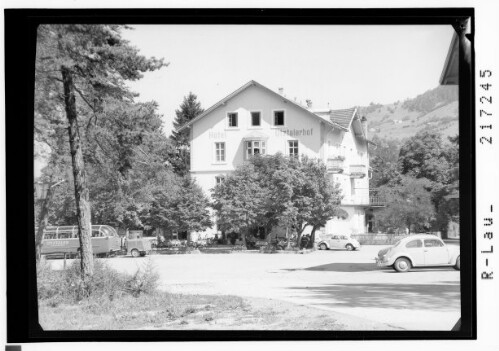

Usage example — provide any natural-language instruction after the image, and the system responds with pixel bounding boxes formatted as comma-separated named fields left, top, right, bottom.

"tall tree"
left=170, top=93, right=204, bottom=175
left=212, top=154, right=342, bottom=248
left=146, top=177, right=212, bottom=237
left=376, top=176, right=435, bottom=234
left=35, top=24, right=166, bottom=283
left=212, top=161, right=273, bottom=247
left=291, top=156, right=343, bottom=247
left=369, top=135, right=401, bottom=188
left=398, top=131, right=451, bottom=184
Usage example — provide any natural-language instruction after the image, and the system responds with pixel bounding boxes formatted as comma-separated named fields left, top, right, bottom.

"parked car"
left=318, top=234, right=360, bottom=251
left=375, top=234, right=460, bottom=272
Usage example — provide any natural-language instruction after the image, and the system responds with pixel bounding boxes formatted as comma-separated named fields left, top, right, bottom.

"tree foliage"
left=369, top=135, right=401, bottom=188
left=212, top=154, right=342, bottom=246
left=398, top=131, right=451, bottom=184
left=35, top=24, right=167, bottom=279
left=376, top=176, right=435, bottom=233
left=169, top=92, right=204, bottom=175
left=373, top=132, right=459, bottom=236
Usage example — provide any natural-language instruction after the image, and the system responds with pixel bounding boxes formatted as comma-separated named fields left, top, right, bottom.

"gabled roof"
left=314, top=107, right=358, bottom=129
left=176, top=80, right=348, bottom=132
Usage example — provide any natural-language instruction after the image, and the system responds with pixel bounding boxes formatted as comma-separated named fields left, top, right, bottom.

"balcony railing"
left=341, top=194, right=370, bottom=206
left=369, top=195, right=387, bottom=207
left=326, top=158, right=344, bottom=173
left=369, top=188, right=387, bottom=207
left=341, top=192, right=387, bottom=207
left=349, top=164, right=366, bottom=178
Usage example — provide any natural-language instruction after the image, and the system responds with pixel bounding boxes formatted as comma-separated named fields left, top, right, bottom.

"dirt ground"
left=49, top=245, right=461, bottom=330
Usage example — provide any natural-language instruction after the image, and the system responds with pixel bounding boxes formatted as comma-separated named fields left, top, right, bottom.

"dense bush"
left=37, top=258, right=159, bottom=304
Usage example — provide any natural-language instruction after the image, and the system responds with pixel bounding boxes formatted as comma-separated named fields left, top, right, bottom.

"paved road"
left=51, top=245, right=461, bottom=330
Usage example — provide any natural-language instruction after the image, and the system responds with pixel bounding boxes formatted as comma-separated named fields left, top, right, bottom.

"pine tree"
left=170, top=92, right=204, bottom=175
left=35, top=24, right=166, bottom=284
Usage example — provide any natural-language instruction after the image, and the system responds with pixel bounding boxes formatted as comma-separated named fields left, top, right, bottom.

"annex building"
left=178, top=80, right=378, bottom=239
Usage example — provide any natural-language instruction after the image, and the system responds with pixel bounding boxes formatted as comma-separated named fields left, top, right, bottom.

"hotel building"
left=178, top=80, right=378, bottom=238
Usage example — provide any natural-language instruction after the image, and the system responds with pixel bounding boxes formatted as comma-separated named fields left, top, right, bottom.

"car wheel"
left=454, top=256, right=460, bottom=270
left=319, top=243, right=328, bottom=250
left=346, top=244, right=354, bottom=251
left=131, top=249, right=140, bottom=258
left=393, top=257, right=412, bottom=272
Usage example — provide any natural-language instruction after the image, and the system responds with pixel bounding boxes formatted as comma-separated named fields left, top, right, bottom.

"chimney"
left=360, top=116, right=368, bottom=139
left=278, top=87, right=284, bottom=95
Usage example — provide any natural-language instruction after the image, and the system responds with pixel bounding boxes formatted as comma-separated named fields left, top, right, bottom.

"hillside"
left=359, top=86, right=459, bottom=140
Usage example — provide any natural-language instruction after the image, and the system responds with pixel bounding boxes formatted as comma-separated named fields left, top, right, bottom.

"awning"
left=242, top=130, right=269, bottom=141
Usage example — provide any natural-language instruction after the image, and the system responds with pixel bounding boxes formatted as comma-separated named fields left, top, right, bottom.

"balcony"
left=349, top=164, right=366, bottom=178
left=369, top=189, right=387, bottom=207
left=341, top=190, right=387, bottom=207
left=341, top=194, right=370, bottom=206
left=326, top=158, right=344, bottom=173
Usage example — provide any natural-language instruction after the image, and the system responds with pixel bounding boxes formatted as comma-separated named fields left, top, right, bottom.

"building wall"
left=326, top=124, right=370, bottom=207
left=191, top=85, right=326, bottom=198
left=189, top=84, right=369, bottom=237
left=324, top=207, right=366, bottom=235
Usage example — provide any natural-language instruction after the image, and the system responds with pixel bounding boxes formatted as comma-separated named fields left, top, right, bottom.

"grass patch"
left=37, top=258, right=345, bottom=330
left=39, top=292, right=346, bottom=330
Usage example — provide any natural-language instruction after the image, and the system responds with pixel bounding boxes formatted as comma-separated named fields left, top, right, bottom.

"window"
left=251, top=112, right=261, bottom=126
left=288, top=140, right=299, bottom=158
left=92, top=229, right=103, bottom=237
left=406, top=240, right=422, bottom=248
left=246, top=140, right=266, bottom=158
left=215, top=142, right=226, bottom=162
left=215, top=176, right=225, bottom=185
left=424, top=239, right=444, bottom=247
left=227, top=112, right=238, bottom=127
left=45, top=233, right=57, bottom=240
left=58, top=232, right=73, bottom=239
left=274, top=110, right=285, bottom=126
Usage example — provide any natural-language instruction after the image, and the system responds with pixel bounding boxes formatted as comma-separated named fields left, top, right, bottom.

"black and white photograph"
left=7, top=3, right=498, bottom=348
left=31, top=21, right=465, bottom=332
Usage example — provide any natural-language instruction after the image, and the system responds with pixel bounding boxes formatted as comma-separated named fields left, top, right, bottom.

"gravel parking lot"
left=51, top=245, right=461, bottom=330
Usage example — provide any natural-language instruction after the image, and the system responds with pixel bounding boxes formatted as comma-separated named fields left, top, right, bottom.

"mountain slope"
left=359, top=86, right=459, bottom=140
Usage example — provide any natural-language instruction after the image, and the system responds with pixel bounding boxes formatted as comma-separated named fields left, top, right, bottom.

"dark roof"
left=314, top=107, right=357, bottom=129
left=329, top=108, right=358, bottom=129
left=176, top=80, right=348, bottom=132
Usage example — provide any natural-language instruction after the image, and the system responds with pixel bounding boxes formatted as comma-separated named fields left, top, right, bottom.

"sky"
left=122, top=25, right=454, bottom=135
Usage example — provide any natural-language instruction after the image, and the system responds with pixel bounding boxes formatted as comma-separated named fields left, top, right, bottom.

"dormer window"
left=273, top=110, right=285, bottom=126
left=227, top=112, right=238, bottom=128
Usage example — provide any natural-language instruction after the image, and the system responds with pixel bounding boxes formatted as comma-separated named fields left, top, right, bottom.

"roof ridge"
left=176, top=80, right=348, bottom=132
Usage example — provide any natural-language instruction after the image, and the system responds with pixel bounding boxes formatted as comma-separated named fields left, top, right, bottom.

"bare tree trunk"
left=62, top=66, right=94, bottom=281
left=295, top=223, right=307, bottom=247
left=241, top=228, right=247, bottom=249
left=35, top=182, right=54, bottom=261
left=309, top=225, right=318, bottom=249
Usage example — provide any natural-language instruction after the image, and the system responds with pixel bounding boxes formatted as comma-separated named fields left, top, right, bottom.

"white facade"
left=182, top=81, right=371, bottom=238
